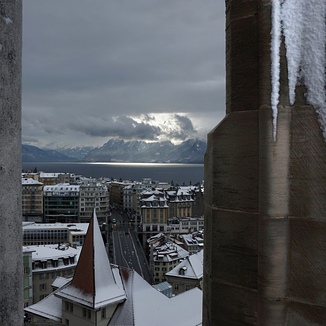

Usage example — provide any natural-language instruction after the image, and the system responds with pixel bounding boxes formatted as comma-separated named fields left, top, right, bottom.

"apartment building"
left=26, top=244, right=81, bottom=304
left=39, top=173, right=61, bottom=185
left=23, top=248, right=34, bottom=308
left=43, top=184, right=80, bottom=223
left=165, top=187, right=194, bottom=218
left=79, top=178, right=110, bottom=223
left=141, top=188, right=169, bottom=234
left=123, top=179, right=164, bottom=221
left=22, top=178, right=44, bottom=222
left=165, top=250, right=203, bottom=295
left=167, top=216, right=204, bottom=235
left=108, top=180, right=133, bottom=206
left=150, top=239, right=189, bottom=284
left=179, top=232, right=204, bottom=254
left=123, top=183, right=135, bottom=210
left=22, top=222, right=88, bottom=247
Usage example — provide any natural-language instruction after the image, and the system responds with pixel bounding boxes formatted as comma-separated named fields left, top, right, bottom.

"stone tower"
left=203, top=1, right=326, bottom=325
left=0, top=1, right=23, bottom=325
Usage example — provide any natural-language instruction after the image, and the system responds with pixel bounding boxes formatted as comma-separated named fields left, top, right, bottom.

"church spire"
left=56, top=210, right=126, bottom=309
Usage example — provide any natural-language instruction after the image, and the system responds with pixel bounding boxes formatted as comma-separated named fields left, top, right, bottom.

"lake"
left=22, top=162, right=204, bottom=185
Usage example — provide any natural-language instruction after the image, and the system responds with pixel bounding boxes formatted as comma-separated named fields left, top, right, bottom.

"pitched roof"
left=25, top=287, right=64, bottom=322
left=165, top=250, right=203, bottom=280
left=55, top=210, right=126, bottom=309
left=109, top=267, right=202, bottom=326
left=25, top=264, right=202, bottom=325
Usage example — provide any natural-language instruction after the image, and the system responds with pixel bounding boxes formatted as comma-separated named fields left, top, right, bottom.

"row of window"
left=154, top=266, right=173, bottom=272
left=154, top=261, right=174, bottom=266
left=145, top=225, right=165, bottom=232
left=35, top=268, right=74, bottom=280
left=173, top=283, right=191, bottom=291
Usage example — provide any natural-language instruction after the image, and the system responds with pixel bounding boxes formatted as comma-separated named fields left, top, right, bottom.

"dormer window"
left=179, top=266, right=187, bottom=275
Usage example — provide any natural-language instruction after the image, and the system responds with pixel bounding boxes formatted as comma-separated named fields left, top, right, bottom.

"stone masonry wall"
left=0, top=1, right=23, bottom=325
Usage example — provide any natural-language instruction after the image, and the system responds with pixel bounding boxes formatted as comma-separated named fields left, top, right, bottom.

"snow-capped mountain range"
left=22, top=139, right=207, bottom=163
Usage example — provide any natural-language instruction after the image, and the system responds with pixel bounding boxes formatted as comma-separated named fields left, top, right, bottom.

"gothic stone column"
left=203, top=1, right=326, bottom=325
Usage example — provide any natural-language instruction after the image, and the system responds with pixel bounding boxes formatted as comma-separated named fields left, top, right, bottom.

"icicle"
left=270, top=0, right=282, bottom=141
left=278, top=0, right=326, bottom=140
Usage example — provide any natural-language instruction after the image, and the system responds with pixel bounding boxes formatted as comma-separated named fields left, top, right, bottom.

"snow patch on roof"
left=110, top=268, right=202, bottom=326
left=166, top=250, right=203, bottom=280
left=24, top=287, right=64, bottom=321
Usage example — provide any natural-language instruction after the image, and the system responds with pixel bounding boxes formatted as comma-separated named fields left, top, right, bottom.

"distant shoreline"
left=22, top=162, right=204, bottom=185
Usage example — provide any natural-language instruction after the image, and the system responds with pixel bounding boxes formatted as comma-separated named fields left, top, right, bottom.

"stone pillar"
left=0, top=1, right=23, bottom=325
left=203, top=1, right=326, bottom=325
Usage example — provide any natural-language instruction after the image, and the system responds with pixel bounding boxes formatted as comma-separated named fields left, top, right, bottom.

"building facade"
left=141, top=188, right=169, bottom=234
left=150, top=240, right=189, bottom=284
left=23, top=222, right=88, bottom=247
left=28, top=245, right=81, bottom=304
left=23, top=248, right=34, bottom=308
left=22, top=178, right=44, bottom=222
left=79, top=179, right=110, bottom=223
left=43, top=184, right=80, bottom=223
left=165, top=250, right=203, bottom=295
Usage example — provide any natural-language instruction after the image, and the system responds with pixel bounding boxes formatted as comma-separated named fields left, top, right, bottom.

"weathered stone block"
left=205, top=110, right=259, bottom=212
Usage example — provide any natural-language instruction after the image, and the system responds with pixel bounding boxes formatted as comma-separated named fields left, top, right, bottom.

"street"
left=110, top=208, right=152, bottom=284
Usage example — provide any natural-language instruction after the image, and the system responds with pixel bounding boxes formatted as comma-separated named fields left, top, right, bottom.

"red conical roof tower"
left=56, top=210, right=126, bottom=309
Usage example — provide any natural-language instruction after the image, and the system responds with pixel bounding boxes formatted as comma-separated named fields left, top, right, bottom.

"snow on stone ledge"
left=271, top=0, right=326, bottom=140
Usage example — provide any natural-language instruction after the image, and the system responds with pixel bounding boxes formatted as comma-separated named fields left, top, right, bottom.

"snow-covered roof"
left=146, top=233, right=165, bottom=244
left=24, top=287, right=63, bottom=321
left=39, top=173, right=60, bottom=178
left=43, top=183, right=80, bottom=192
left=181, top=233, right=204, bottom=246
left=22, top=177, right=43, bottom=185
left=24, top=245, right=81, bottom=273
left=153, top=242, right=189, bottom=262
left=25, top=257, right=202, bottom=326
left=23, top=222, right=88, bottom=235
left=141, top=194, right=166, bottom=202
left=52, top=276, right=72, bottom=289
left=147, top=234, right=183, bottom=248
left=166, top=250, right=203, bottom=280
left=26, top=244, right=80, bottom=262
left=109, top=267, right=202, bottom=326
left=55, top=211, right=126, bottom=309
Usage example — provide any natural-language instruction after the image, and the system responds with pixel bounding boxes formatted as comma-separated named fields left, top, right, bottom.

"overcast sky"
left=22, top=0, right=226, bottom=149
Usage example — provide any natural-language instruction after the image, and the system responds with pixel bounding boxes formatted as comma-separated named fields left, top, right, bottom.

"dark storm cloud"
left=68, top=116, right=161, bottom=141
left=66, top=114, right=199, bottom=142
left=22, top=0, right=226, bottom=147
left=163, top=114, right=197, bottom=140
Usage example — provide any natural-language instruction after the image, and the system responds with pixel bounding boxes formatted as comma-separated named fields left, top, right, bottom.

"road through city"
left=111, top=209, right=152, bottom=284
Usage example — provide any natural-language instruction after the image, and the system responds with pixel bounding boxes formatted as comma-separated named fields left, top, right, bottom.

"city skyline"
left=22, top=0, right=225, bottom=149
